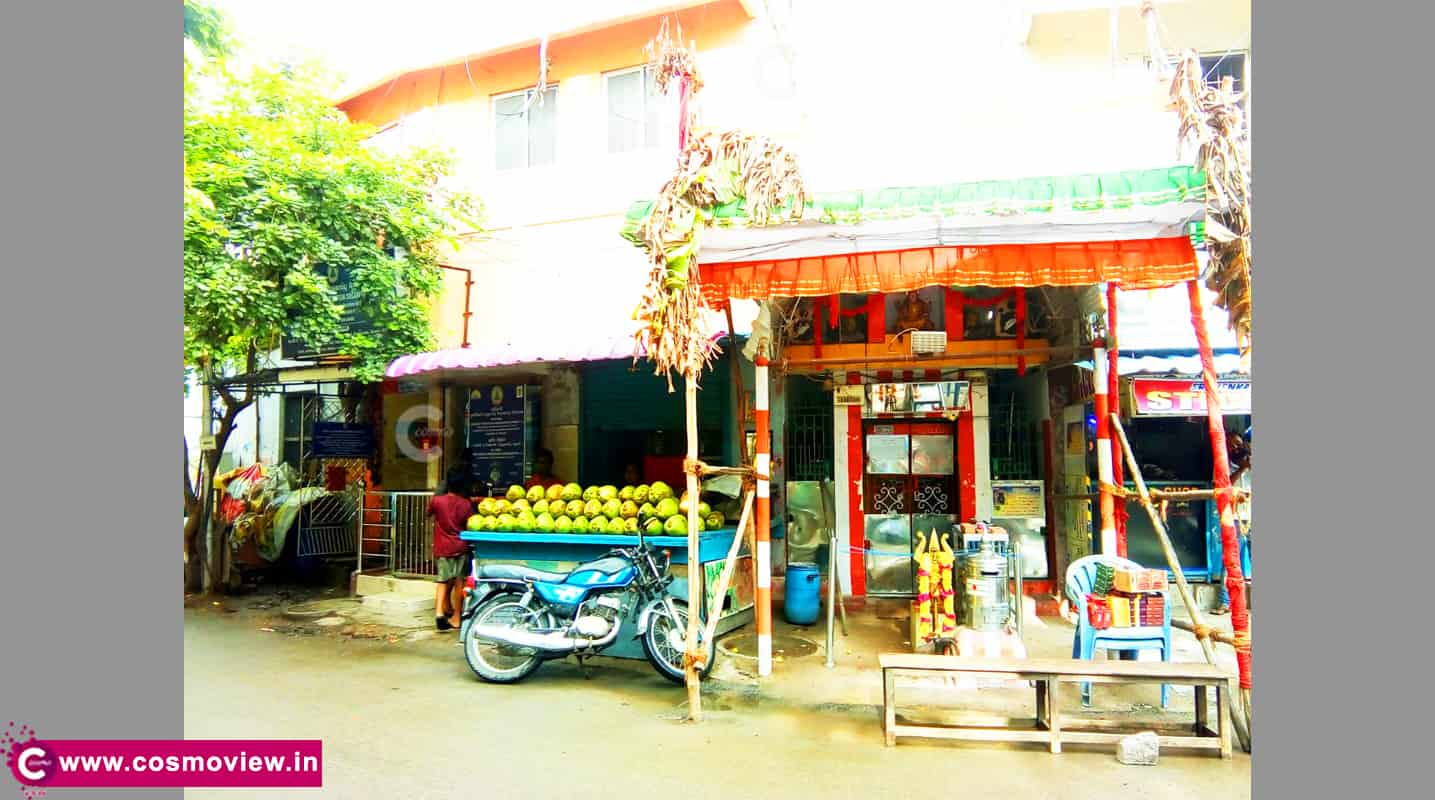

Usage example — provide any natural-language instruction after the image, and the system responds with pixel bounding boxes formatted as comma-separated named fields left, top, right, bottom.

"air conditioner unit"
left=910, top=331, right=947, bottom=356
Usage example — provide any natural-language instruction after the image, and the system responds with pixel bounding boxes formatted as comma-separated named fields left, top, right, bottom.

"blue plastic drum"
left=784, top=562, right=822, bottom=625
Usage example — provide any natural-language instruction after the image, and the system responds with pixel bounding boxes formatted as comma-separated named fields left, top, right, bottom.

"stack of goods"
left=1138, top=592, right=1166, bottom=627
left=1085, top=566, right=1168, bottom=629
left=1093, top=562, right=1116, bottom=595
left=462, top=481, right=727, bottom=537
left=1085, top=593, right=1113, bottom=629
left=1107, top=592, right=1139, bottom=628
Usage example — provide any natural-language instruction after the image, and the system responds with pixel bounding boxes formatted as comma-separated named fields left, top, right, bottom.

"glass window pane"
left=494, top=93, right=527, bottom=170
left=527, top=87, right=558, bottom=167
left=865, top=434, right=910, bottom=474
left=607, top=71, right=643, bottom=153
left=643, top=66, right=661, bottom=149
left=911, top=435, right=955, bottom=475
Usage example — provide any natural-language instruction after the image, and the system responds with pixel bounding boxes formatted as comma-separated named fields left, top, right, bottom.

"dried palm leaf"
left=1173, top=50, right=1253, bottom=355
left=632, top=126, right=808, bottom=389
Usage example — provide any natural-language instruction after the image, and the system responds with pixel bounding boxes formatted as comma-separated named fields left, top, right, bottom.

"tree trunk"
left=184, top=435, right=204, bottom=592
left=185, top=365, right=253, bottom=596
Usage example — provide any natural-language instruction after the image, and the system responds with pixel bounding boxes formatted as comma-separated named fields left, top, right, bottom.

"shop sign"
left=992, top=480, right=1044, bottom=520
left=311, top=422, right=376, bottom=458
left=1130, top=377, right=1251, bottom=416
left=281, top=265, right=379, bottom=361
left=834, top=385, right=865, bottom=405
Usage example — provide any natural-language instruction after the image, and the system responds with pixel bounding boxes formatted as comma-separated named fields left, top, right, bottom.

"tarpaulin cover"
left=621, top=165, right=1204, bottom=301
left=695, top=237, right=1198, bottom=304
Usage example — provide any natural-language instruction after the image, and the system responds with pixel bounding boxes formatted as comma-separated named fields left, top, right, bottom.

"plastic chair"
left=1064, top=554, right=1172, bottom=708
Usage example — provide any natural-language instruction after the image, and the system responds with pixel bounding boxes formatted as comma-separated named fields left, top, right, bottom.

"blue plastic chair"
left=1065, top=555, right=1172, bottom=708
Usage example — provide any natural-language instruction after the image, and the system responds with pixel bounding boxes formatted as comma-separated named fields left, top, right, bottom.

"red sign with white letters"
left=1129, top=377, right=1251, bottom=416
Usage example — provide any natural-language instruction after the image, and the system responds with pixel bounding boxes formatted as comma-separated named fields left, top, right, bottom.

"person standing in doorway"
left=524, top=448, right=562, bottom=490
left=1214, top=428, right=1252, bottom=615
left=428, top=466, right=474, bottom=631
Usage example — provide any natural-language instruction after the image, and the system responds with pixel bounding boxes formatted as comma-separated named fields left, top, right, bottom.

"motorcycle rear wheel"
left=642, top=602, right=715, bottom=685
left=463, top=598, right=552, bottom=684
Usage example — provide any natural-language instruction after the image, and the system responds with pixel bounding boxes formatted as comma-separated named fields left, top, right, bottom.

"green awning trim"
left=622, top=165, right=1207, bottom=246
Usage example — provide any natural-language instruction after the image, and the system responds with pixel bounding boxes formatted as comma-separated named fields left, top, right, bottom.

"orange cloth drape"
left=697, top=236, right=1198, bottom=303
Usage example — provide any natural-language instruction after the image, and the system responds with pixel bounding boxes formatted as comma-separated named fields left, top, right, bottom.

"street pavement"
left=184, top=608, right=1251, bottom=799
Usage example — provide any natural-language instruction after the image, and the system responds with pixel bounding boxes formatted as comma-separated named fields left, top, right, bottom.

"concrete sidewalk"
left=705, top=600, right=1246, bottom=732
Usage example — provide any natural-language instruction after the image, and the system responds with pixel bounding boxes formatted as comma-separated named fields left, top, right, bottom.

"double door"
left=862, top=421, right=960, bottom=596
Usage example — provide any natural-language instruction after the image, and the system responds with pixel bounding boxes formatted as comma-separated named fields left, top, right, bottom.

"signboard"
left=834, top=385, right=865, bottom=406
left=310, top=422, right=376, bottom=458
left=281, top=265, right=378, bottom=361
left=992, top=480, right=1044, bottom=520
left=467, top=385, right=528, bottom=491
left=1129, top=377, right=1251, bottom=416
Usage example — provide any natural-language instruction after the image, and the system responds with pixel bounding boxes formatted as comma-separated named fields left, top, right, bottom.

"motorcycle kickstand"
left=575, top=654, right=593, bottom=680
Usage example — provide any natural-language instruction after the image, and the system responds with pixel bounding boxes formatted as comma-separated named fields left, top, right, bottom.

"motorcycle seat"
left=477, top=563, right=570, bottom=583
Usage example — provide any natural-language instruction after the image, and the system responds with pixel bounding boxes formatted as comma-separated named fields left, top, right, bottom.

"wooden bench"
left=879, top=654, right=1233, bottom=758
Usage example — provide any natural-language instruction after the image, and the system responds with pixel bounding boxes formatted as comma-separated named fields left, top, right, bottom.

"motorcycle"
left=458, top=528, right=717, bottom=685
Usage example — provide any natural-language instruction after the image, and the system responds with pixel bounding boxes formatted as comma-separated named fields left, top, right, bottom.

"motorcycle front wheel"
left=463, top=598, right=552, bottom=684
left=642, top=602, right=716, bottom=685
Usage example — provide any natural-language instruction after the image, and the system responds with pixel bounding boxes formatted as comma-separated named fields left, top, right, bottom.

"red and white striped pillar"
left=1093, top=340, right=1118, bottom=556
left=754, top=354, right=773, bottom=676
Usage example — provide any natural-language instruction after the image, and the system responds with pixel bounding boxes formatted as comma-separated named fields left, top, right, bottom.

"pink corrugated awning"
left=384, top=331, right=738, bottom=379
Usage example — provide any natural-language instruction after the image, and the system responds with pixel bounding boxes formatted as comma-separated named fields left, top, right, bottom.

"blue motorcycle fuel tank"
left=532, top=557, right=637, bottom=608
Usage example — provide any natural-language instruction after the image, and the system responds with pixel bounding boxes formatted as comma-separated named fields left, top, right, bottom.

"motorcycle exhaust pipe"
left=470, top=620, right=622, bottom=653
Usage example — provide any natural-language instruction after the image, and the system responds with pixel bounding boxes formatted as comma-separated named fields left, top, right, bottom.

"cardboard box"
left=1113, top=568, right=1168, bottom=593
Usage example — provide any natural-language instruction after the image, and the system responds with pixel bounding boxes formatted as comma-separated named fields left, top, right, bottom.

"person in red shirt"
left=523, top=448, right=563, bottom=490
left=428, top=467, right=474, bottom=631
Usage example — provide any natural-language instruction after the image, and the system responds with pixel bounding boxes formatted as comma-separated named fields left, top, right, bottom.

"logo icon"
left=4, top=723, right=52, bottom=799
left=394, top=404, right=445, bottom=463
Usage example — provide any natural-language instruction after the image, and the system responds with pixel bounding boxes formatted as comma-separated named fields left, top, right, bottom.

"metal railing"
left=358, top=491, right=437, bottom=578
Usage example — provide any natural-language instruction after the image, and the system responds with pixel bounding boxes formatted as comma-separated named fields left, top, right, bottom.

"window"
left=605, top=65, right=665, bottom=154
left=1198, top=52, right=1246, bottom=95
left=494, top=86, right=558, bottom=170
left=1160, top=51, right=1248, bottom=95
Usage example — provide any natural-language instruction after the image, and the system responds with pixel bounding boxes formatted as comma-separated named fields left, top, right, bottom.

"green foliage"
left=184, top=59, right=478, bottom=383
left=183, top=0, right=232, bottom=62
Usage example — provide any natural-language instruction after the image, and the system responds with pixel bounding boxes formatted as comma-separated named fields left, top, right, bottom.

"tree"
left=183, top=4, right=475, bottom=592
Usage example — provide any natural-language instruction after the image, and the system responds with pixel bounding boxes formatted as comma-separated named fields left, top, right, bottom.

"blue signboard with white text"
left=310, top=422, right=376, bottom=458
left=466, top=385, right=540, bottom=493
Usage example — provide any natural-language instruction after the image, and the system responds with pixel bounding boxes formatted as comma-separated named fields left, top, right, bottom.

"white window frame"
left=492, top=85, right=558, bottom=171
left=602, top=64, right=671, bottom=154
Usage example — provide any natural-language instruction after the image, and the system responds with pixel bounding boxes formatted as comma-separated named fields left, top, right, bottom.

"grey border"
left=1256, top=0, right=1430, bottom=795
left=0, top=1, right=180, bottom=797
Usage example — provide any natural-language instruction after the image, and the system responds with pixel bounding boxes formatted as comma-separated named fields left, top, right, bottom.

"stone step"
left=354, top=573, right=437, bottom=598
left=360, top=592, right=432, bottom=619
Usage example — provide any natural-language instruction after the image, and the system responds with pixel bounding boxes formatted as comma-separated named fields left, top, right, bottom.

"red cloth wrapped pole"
left=1187, top=280, right=1252, bottom=690
left=1106, top=282, right=1127, bottom=552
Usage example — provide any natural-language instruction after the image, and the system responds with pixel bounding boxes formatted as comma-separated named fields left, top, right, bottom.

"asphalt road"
left=183, top=609, right=1251, bottom=800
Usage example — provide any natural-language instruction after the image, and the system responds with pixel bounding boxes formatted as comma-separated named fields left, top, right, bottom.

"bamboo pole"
left=1112, top=414, right=1251, bottom=751
left=683, top=376, right=703, bottom=721
left=1172, top=618, right=1237, bottom=647
left=698, top=491, right=755, bottom=658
